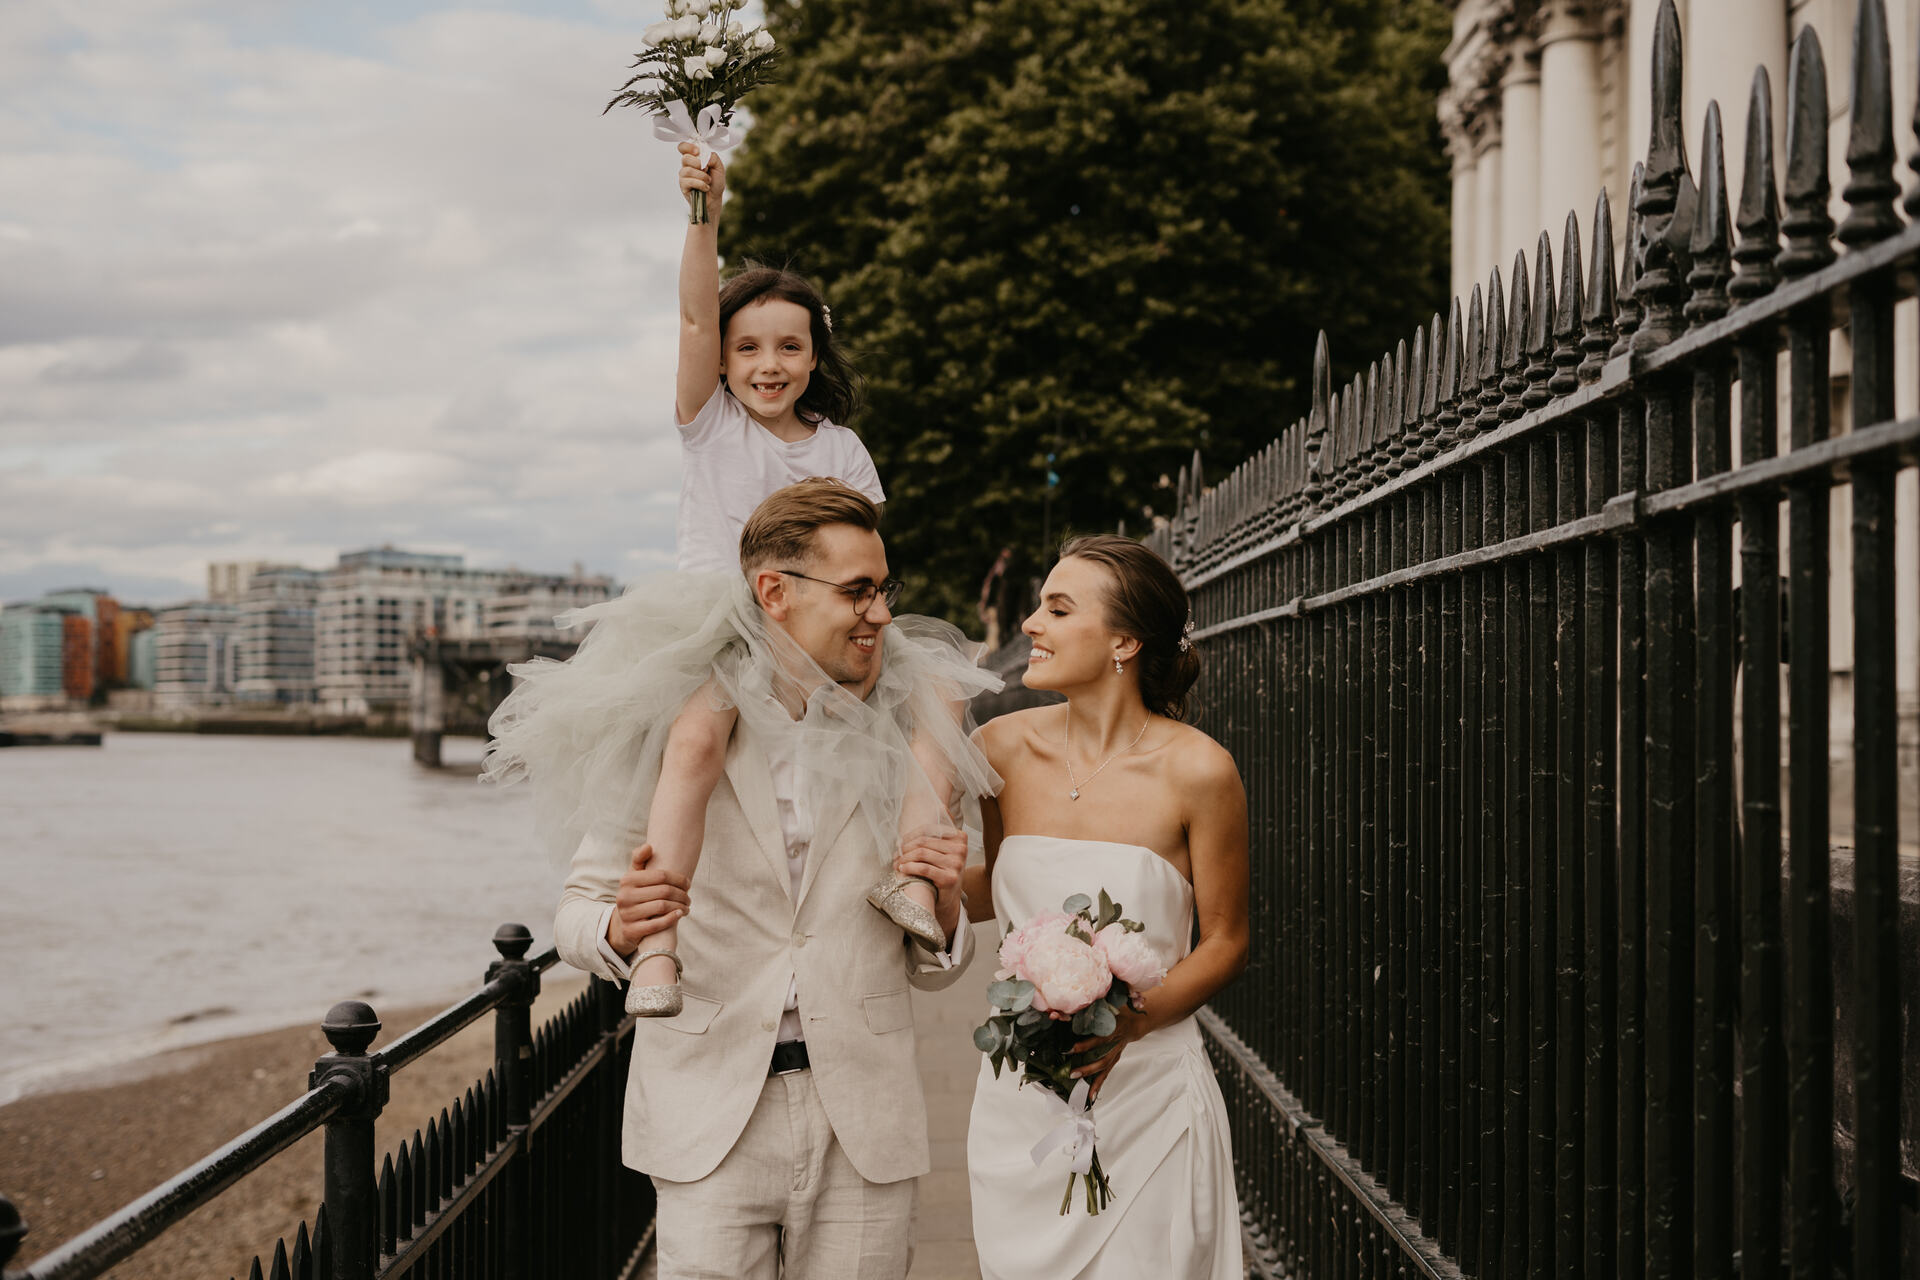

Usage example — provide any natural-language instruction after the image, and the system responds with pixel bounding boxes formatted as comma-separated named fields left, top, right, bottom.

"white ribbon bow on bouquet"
left=652, top=102, right=738, bottom=167
left=1029, top=1078, right=1097, bottom=1175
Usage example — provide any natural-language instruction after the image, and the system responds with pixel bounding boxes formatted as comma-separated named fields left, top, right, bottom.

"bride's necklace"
left=1064, top=715, right=1150, bottom=801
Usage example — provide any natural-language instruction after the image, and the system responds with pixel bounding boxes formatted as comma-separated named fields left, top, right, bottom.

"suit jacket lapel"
left=724, top=730, right=796, bottom=894
left=796, top=788, right=863, bottom=911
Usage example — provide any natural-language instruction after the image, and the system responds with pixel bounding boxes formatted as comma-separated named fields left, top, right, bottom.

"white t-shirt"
left=675, top=384, right=886, bottom=573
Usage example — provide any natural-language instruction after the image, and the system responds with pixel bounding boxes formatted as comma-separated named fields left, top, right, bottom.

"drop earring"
left=1113, top=657, right=1125, bottom=675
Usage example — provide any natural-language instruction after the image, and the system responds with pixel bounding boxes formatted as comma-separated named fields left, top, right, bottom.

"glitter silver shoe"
left=625, top=949, right=684, bottom=1018
left=866, top=873, right=947, bottom=950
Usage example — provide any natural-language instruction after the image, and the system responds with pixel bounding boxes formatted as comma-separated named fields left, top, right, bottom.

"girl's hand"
left=1068, top=1004, right=1151, bottom=1102
left=678, top=141, right=726, bottom=212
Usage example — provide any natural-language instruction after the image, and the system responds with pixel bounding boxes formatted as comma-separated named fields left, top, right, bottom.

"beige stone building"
left=1441, top=0, right=1920, bottom=759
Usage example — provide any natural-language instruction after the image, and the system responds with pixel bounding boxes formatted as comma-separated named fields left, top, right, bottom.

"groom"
left=554, top=478, right=976, bottom=1279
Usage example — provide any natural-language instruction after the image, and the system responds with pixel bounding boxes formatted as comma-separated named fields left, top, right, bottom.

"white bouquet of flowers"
left=973, top=890, right=1168, bottom=1215
left=602, top=0, right=781, bottom=224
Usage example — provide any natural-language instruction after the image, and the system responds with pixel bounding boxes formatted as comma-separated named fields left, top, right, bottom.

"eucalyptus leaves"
left=603, top=0, right=782, bottom=224
left=973, top=890, right=1168, bottom=1215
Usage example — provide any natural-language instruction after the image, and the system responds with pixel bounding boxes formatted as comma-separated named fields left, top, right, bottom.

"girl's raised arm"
left=675, top=142, right=725, bottom=426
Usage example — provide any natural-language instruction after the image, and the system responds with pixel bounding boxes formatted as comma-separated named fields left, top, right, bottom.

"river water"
left=0, top=733, right=558, bottom=1103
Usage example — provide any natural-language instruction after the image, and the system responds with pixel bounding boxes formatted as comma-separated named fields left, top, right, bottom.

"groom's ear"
left=750, top=566, right=791, bottom=619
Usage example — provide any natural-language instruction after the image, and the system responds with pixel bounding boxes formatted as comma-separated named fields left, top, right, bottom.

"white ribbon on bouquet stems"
left=652, top=101, right=738, bottom=168
left=1029, top=1077, right=1097, bottom=1175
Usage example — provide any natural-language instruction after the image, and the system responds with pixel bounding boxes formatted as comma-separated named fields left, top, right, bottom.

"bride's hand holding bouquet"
left=973, top=891, right=1168, bottom=1215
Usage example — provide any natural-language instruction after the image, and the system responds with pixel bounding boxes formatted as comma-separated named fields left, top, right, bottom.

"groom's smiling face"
left=769, top=522, right=893, bottom=695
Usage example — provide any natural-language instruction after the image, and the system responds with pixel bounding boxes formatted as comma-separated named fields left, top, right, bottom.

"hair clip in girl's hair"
left=821, top=304, right=833, bottom=333
left=1178, top=617, right=1195, bottom=653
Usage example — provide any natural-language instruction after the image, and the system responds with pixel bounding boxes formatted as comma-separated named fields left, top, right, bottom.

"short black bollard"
left=487, top=924, right=539, bottom=1280
left=0, top=1192, right=25, bottom=1271
left=311, top=1000, right=388, bottom=1280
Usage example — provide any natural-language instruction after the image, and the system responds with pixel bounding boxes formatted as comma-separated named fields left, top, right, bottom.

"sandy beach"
left=0, top=974, right=591, bottom=1280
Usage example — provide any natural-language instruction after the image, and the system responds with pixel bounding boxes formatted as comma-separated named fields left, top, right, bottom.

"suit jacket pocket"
left=862, top=988, right=913, bottom=1035
left=659, top=992, right=723, bottom=1034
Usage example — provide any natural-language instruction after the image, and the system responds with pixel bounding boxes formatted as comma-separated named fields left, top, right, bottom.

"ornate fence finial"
left=1524, top=231, right=1556, bottom=407
left=1840, top=0, right=1901, bottom=245
left=1341, top=375, right=1365, bottom=497
left=1499, top=250, right=1530, bottom=419
left=1613, top=163, right=1647, bottom=358
left=1581, top=186, right=1617, bottom=382
left=1633, top=0, right=1692, bottom=351
left=1395, top=331, right=1421, bottom=475
left=1357, top=360, right=1382, bottom=492
left=1475, top=266, right=1506, bottom=434
left=1781, top=26, right=1837, bottom=275
left=1686, top=99, right=1733, bottom=326
left=1732, top=66, right=1782, bottom=302
left=1454, top=286, right=1482, bottom=445
left=1304, top=330, right=1331, bottom=514
left=1418, top=311, right=1445, bottom=458
left=1551, top=211, right=1584, bottom=396
left=1384, top=339, right=1411, bottom=474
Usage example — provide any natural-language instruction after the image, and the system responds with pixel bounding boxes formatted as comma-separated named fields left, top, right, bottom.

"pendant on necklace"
left=1069, top=789, right=1080, bottom=801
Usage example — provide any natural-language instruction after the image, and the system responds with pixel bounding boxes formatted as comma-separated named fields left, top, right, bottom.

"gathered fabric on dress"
left=968, top=835, right=1242, bottom=1280
left=479, top=571, right=1002, bottom=868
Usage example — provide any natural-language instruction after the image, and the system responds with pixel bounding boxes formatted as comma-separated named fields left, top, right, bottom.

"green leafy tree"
left=720, top=0, right=1451, bottom=624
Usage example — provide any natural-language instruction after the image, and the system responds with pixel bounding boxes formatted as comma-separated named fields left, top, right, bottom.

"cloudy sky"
left=2, top=0, right=710, bottom=607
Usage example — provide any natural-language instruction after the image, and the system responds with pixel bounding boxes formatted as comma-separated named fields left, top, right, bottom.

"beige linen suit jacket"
left=554, top=717, right=976, bottom=1185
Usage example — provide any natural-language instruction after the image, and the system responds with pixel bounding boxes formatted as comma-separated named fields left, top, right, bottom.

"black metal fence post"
left=311, top=1000, right=388, bottom=1280
left=0, top=1194, right=25, bottom=1273
left=487, top=923, right=541, bottom=1280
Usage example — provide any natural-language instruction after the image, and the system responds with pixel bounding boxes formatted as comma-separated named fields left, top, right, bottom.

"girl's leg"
left=633, top=682, right=735, bottom=993
left=866, top=727, right=953, bottom=949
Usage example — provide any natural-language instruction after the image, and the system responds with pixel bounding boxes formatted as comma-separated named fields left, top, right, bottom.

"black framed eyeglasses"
left=776, top=570, right=904, bottom=617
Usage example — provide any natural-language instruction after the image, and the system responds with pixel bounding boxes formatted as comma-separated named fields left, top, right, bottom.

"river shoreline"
left=0, top=974, right=588, bottom=1279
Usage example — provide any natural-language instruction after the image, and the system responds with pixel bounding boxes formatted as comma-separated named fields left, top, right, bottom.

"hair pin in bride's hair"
left=821, top=304, right=833, bottom=333
left=1178, top=617, right=1194, bottom=653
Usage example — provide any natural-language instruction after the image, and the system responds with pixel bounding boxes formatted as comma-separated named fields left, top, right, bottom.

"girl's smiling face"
left=1021, top=556, right=1140, bottom=692
left=723, top=297, right=817, bottom=427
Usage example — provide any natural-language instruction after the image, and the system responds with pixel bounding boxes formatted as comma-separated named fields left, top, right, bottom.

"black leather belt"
left=769, top=1040, right=810, bottom=1076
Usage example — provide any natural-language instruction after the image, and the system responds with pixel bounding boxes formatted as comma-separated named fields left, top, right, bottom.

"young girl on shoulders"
left=669, top=142, right=883, bottom=572
left=487, top=144, right=991, bottom=1017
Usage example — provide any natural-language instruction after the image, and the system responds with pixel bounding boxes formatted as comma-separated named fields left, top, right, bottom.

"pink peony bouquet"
left=973, top=890, right=1168, bottom=1215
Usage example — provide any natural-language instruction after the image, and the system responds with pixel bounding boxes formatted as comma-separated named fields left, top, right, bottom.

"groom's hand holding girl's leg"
left=606, top=842, right=693, bottom=957
left=893, top=828, right=968, bottom=947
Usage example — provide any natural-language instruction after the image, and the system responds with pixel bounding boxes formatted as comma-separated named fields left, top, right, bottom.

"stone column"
left=1535, top=1, right=1605, bottom=237
left=1450, top=141, right=1480, bottom=302
left=1499, top=35, right=1542, bottom=273
left=1683, top=0, right=1787, bottom=202
left=1475, top=124, right=1504, bottom=290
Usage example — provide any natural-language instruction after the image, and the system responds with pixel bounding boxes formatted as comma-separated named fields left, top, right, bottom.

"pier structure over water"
left=407, top=634, right=577, bottom=768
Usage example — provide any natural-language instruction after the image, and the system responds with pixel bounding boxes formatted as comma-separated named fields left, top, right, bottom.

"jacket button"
left=793, top=932, right=808, bottom=948
left=761, top=1019, right=776, bottom=1032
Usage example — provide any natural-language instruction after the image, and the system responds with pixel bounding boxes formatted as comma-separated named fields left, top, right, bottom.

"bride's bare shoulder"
left=972, top=704, right=1062, bottom=770
left=1161, top=720, right=1242, bottom=792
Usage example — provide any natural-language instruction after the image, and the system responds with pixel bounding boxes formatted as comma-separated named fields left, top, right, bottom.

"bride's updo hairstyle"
left=1058, top=534, right=1201, bottom=721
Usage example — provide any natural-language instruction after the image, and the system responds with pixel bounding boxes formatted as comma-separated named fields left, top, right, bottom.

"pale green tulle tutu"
left=480, top=571, right=1004, bottom=869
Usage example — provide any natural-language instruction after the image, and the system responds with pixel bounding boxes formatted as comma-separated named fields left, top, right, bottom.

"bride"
left=963, top=534, right=1250, bottom=1279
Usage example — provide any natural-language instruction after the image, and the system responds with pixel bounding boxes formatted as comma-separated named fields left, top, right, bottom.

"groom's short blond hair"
left=739, top=478, right=881, bottom=573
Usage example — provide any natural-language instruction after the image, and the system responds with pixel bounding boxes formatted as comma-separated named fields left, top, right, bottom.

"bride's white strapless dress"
left=966, top=835, right=1243, bottom=1280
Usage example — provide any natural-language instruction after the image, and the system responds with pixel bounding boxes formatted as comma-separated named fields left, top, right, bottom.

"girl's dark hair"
left=717, top=263, right=863, bottom=426
left=1059, top=534, right=1201, bottom=721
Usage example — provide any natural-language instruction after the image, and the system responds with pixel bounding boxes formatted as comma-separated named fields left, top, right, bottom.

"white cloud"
left=0, top=0, right=708, bottom=598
